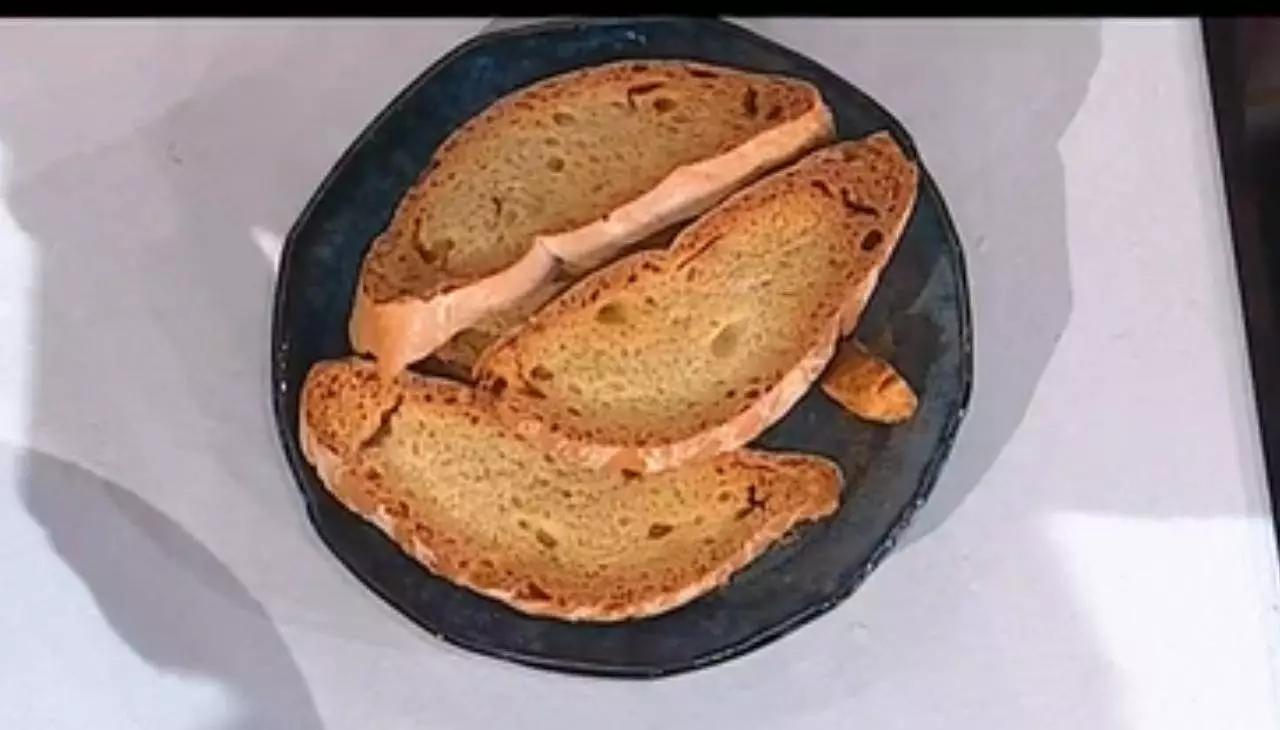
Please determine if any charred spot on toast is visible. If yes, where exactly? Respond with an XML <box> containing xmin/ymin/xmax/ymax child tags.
<box><xmin>385</xmin><ymin>499</ymin><xmax>410</xmax><ymax>520</ymax></box>
<box><xmin>357</xmin><ymin>395</ymin><xmax>404</xmax><ymax>452</ymax></box>
<box><xmin>487</xmin><ymin>376</ymin><xmax>509</xmax><ymax>398</ymax></box>
<box><xmin>647</xmin><ymin>523</ymin><xmax>674</xmax><ymax>539</ymax></box>
<box><xmin>840</xmin><ymin>188</ymin><xmax>879</xmax><ymax>218</ymax></box>
<box><xmin>625</xmin><ymin>81</ymin><xmax>666</xmax><ymax>110</ymax></box>
<box><xmin>742</xmin><ymin>86</ymin><xmax>759</xmax><ymax>117</ymax></box>
<box><xmin>861</xmin><ymin>229</ymin><xmax>885</xmax><ymax>252</ymax></box>
<box><xmin>520</xmin><ymin>581</ymin><xmax>552</xmax><ymax>602</ymax></box>
<box><xmin>733</xmin><ymin>484</ymin><xmax>769</xmax><ymax>521</ymax></box>
<box><xmin>653</xmin><ymin>97</ymin><xmax>678</xmax><ymax>114</ymax></box>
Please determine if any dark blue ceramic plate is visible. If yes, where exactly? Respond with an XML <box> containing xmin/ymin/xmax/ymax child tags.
<box><xmin>271</xmin><ymin>17</ymin><xmax>973</xmax><ymax>678</ymax></box>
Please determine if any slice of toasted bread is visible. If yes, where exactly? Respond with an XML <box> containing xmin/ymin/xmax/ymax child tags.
<box><xmin>474</xmin><ymin>133</ymin><xmax>919</xmax><ymax>473</ymax></box>
<box><xmin>349</xmin><ymin>60</ymin><xmax>834</xmax><ymax>377</ymax></box>
<box><xmin>821</xmin><ymin>340</ymin><xmax>918</xmax><ymax>424</ymax></box>
<box><xmin>300</xmin><ymin>358</ymin><xmax>842</xmax><ymax>622</ymax></box>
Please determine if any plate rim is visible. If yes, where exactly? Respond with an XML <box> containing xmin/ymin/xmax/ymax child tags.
<box><xmin>269</xmin><ymin>16</ymin><xmax>975</xmax><ymax>678</ymax></box>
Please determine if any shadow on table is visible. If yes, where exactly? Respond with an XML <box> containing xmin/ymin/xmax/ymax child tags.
<box><xmin>17</xmin><ymin>446</ymin><xmax>323</xmax><ymax>730</ymax></box>
<box><xmin>0</xmin><ymin>19</ymin><xmax>485</xmax><ymax>729</ymax></box>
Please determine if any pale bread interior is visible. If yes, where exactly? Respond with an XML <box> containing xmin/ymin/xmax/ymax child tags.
<box><xmin>301</xmin><ymin>358</ymin><xmax>842</xmax><ymax>622</ymax></box>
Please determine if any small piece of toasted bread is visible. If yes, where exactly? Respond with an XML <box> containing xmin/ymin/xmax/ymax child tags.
<box><xmin>300</xmin><ymin>358</ymin><xmax>842</xmax><ymax>622</ymax></box>
<box><xmin>474</xmin><ymin>133</ymin><xmax>919</xmax><ymax>473</ymax></box>
<box><xmin>349</xmin><ymin>60</ymin><xmax>834</xmax><ymax>377</ymax></box>
<box><xmin>821</xmin><ymin>340</ymin><xmax>918</xmax><ymax>424</ymax></box>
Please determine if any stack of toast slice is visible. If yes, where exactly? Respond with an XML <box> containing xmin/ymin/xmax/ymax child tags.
<box><xmin>303</xmin><ymin>59</ymin><xmax>922</xmax><ymax>622</ymax></box>
<box><xmin>350</xmin><ymin>60</ymin><xmax>835</xmax><ymax>377</ymax></box>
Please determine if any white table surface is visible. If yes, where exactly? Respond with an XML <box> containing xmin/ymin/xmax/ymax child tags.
<box><xmin>0</xmin><ymin>17</ymin><xmax>1277</xmax><ymax>730</ymax></box>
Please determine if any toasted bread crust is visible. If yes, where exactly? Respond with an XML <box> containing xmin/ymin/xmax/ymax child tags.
<box><xmin>820</xmin><ymin>340</ymin><xmax>919</xmax><ymax>424</ymax></box>
<box><xmin>474</xmin><ymin>133</ymin><xmax>920</xmax><ymax>473</ymax></box>
<box><xmin>349</xmin><ymin>60</ymin><xmax>834</xmax><ymax>378</ymax></box>
<box><xmin>299</xmin><ymin>358</ymin><xmax>842</xmax><ymax>622</ymax></box>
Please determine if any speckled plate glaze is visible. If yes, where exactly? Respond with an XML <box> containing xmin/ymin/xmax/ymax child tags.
<box><xmin>271</xmin><ymin>17</ymin><xmax>973</xmax><ymax>678</ymax></box>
